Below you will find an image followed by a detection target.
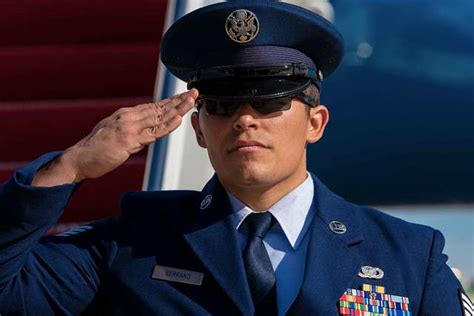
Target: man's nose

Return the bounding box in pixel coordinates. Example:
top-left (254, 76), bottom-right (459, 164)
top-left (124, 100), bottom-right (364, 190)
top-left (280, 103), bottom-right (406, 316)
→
top-left (232, 103), bottom-right (259, 131)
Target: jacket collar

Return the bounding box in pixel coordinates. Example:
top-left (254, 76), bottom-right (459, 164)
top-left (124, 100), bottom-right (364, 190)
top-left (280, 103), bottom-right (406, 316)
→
top-left (181, 175), bottom-right (253, 315)
top-left (287, 173), bottom-right (364, 314)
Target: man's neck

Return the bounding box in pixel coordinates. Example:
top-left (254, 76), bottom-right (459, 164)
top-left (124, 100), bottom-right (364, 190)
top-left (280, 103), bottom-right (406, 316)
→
top-left (220, 172), bottom-right (309, 211)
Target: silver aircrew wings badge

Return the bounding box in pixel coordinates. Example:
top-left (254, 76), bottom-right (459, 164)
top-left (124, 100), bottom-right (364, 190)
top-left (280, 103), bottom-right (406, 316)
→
top-left (225, 9), bottom-right (259, 43)
top-left (358, 265), bottom-right (384, 280)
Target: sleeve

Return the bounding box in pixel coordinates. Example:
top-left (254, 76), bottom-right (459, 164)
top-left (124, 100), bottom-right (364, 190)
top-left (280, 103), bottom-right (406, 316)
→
top-left (0, 152), bottom-right (118, 315)
top-left (418, 229), bottom-right (471, 316)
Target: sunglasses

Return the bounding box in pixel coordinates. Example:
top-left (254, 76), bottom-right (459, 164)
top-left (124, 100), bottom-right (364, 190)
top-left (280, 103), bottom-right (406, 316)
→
top-left (195, 92), bottom-right (317, 116)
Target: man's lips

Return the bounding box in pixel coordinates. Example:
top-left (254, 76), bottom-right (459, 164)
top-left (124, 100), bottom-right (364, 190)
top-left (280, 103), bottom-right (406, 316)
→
top-left (228, 140), bottom-right (269, 152)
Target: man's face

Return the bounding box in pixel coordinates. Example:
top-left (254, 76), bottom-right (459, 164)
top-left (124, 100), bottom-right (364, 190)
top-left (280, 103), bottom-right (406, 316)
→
top-left (191, 98), bottom-right (329, 196)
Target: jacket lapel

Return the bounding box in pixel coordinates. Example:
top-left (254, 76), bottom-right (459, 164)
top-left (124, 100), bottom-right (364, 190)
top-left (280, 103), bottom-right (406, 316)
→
top-left (182, 175), bottom-right (253, 316)
top-left (288, 174), bottom-right (365, 315)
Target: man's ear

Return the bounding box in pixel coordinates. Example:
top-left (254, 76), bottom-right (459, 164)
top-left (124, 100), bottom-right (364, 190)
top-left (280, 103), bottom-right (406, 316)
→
top-left (191, 112), bottom-right (207, 148)
top-left (306, 105), bottom-right (329, 144)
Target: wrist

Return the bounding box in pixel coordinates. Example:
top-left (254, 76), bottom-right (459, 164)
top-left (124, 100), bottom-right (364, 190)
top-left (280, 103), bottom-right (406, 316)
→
top-left (32, 148), bottom-right (83, 187)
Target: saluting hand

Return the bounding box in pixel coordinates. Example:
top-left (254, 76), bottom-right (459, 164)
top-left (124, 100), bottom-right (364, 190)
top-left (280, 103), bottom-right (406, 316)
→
top-left (32, 89), bottom-right (199, 187)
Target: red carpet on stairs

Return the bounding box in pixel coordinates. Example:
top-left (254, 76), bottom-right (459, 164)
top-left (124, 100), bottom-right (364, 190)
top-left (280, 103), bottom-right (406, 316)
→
top-left (0, 0), bottom-right (169, 229)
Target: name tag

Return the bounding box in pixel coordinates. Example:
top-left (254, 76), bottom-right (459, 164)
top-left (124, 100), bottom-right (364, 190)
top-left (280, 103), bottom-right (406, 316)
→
top-left (152, 265), bottom-right (204, 286)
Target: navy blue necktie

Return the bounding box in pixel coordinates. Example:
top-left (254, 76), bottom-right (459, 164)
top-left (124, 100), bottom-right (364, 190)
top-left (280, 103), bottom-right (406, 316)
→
top-left (243, 212), bottom-right (277, 316)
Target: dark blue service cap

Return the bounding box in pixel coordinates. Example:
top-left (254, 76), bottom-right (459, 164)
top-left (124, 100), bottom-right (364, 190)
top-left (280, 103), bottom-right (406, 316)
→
top-left (161, 0), bottom-right (344, 99)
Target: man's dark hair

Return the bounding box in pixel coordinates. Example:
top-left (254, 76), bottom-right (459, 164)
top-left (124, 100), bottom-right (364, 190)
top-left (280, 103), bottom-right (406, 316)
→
top-left (302, 83), bottom-right (320, 114)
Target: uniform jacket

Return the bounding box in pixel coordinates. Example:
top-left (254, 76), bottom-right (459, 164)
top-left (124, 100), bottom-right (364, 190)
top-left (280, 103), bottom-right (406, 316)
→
top-left (0, 153), bottom-right (467, 315)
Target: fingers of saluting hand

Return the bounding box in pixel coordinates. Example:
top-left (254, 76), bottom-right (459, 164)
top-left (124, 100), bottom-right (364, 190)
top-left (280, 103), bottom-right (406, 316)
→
top-left (137, 89), bottom-right (198, 140)
top-left (133, 88), bottom-right (198, 116)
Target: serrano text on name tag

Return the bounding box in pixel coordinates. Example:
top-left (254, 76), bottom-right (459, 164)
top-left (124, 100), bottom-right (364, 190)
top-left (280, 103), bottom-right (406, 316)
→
top-left (152, 265), bottom-right (204, 286)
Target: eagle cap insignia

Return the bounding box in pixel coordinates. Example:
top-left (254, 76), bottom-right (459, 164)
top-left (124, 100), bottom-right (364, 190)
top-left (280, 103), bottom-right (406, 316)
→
top-left (225, 9), bottom-right (259, 43)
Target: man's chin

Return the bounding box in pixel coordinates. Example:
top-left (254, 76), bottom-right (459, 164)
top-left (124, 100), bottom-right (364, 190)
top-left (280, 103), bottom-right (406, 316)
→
top-left (220, 167), bottom-right (276, 188)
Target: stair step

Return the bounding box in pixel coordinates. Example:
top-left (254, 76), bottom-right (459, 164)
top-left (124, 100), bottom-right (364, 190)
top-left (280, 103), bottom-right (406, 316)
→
top-left (0, 0), bottom-right (167, 46)
top-left (0, 97), bottom-right (152, 161)
top-left (0, 42), bottom-right (160, 100)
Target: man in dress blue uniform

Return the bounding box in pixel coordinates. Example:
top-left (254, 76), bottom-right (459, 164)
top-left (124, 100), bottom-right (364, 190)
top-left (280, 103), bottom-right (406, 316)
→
top-left (0, 1), bottom-right (471, 315)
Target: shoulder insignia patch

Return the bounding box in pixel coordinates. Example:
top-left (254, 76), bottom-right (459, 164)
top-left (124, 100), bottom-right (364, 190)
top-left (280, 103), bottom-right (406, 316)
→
top-left (460, 290), bottom-right (473, 316)
top-left (55, 225), bottom-right (94, 237)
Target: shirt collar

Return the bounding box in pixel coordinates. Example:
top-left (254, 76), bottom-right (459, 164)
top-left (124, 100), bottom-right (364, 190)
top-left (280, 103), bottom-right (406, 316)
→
top-left (227, 174), bottom-right (314, 250)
